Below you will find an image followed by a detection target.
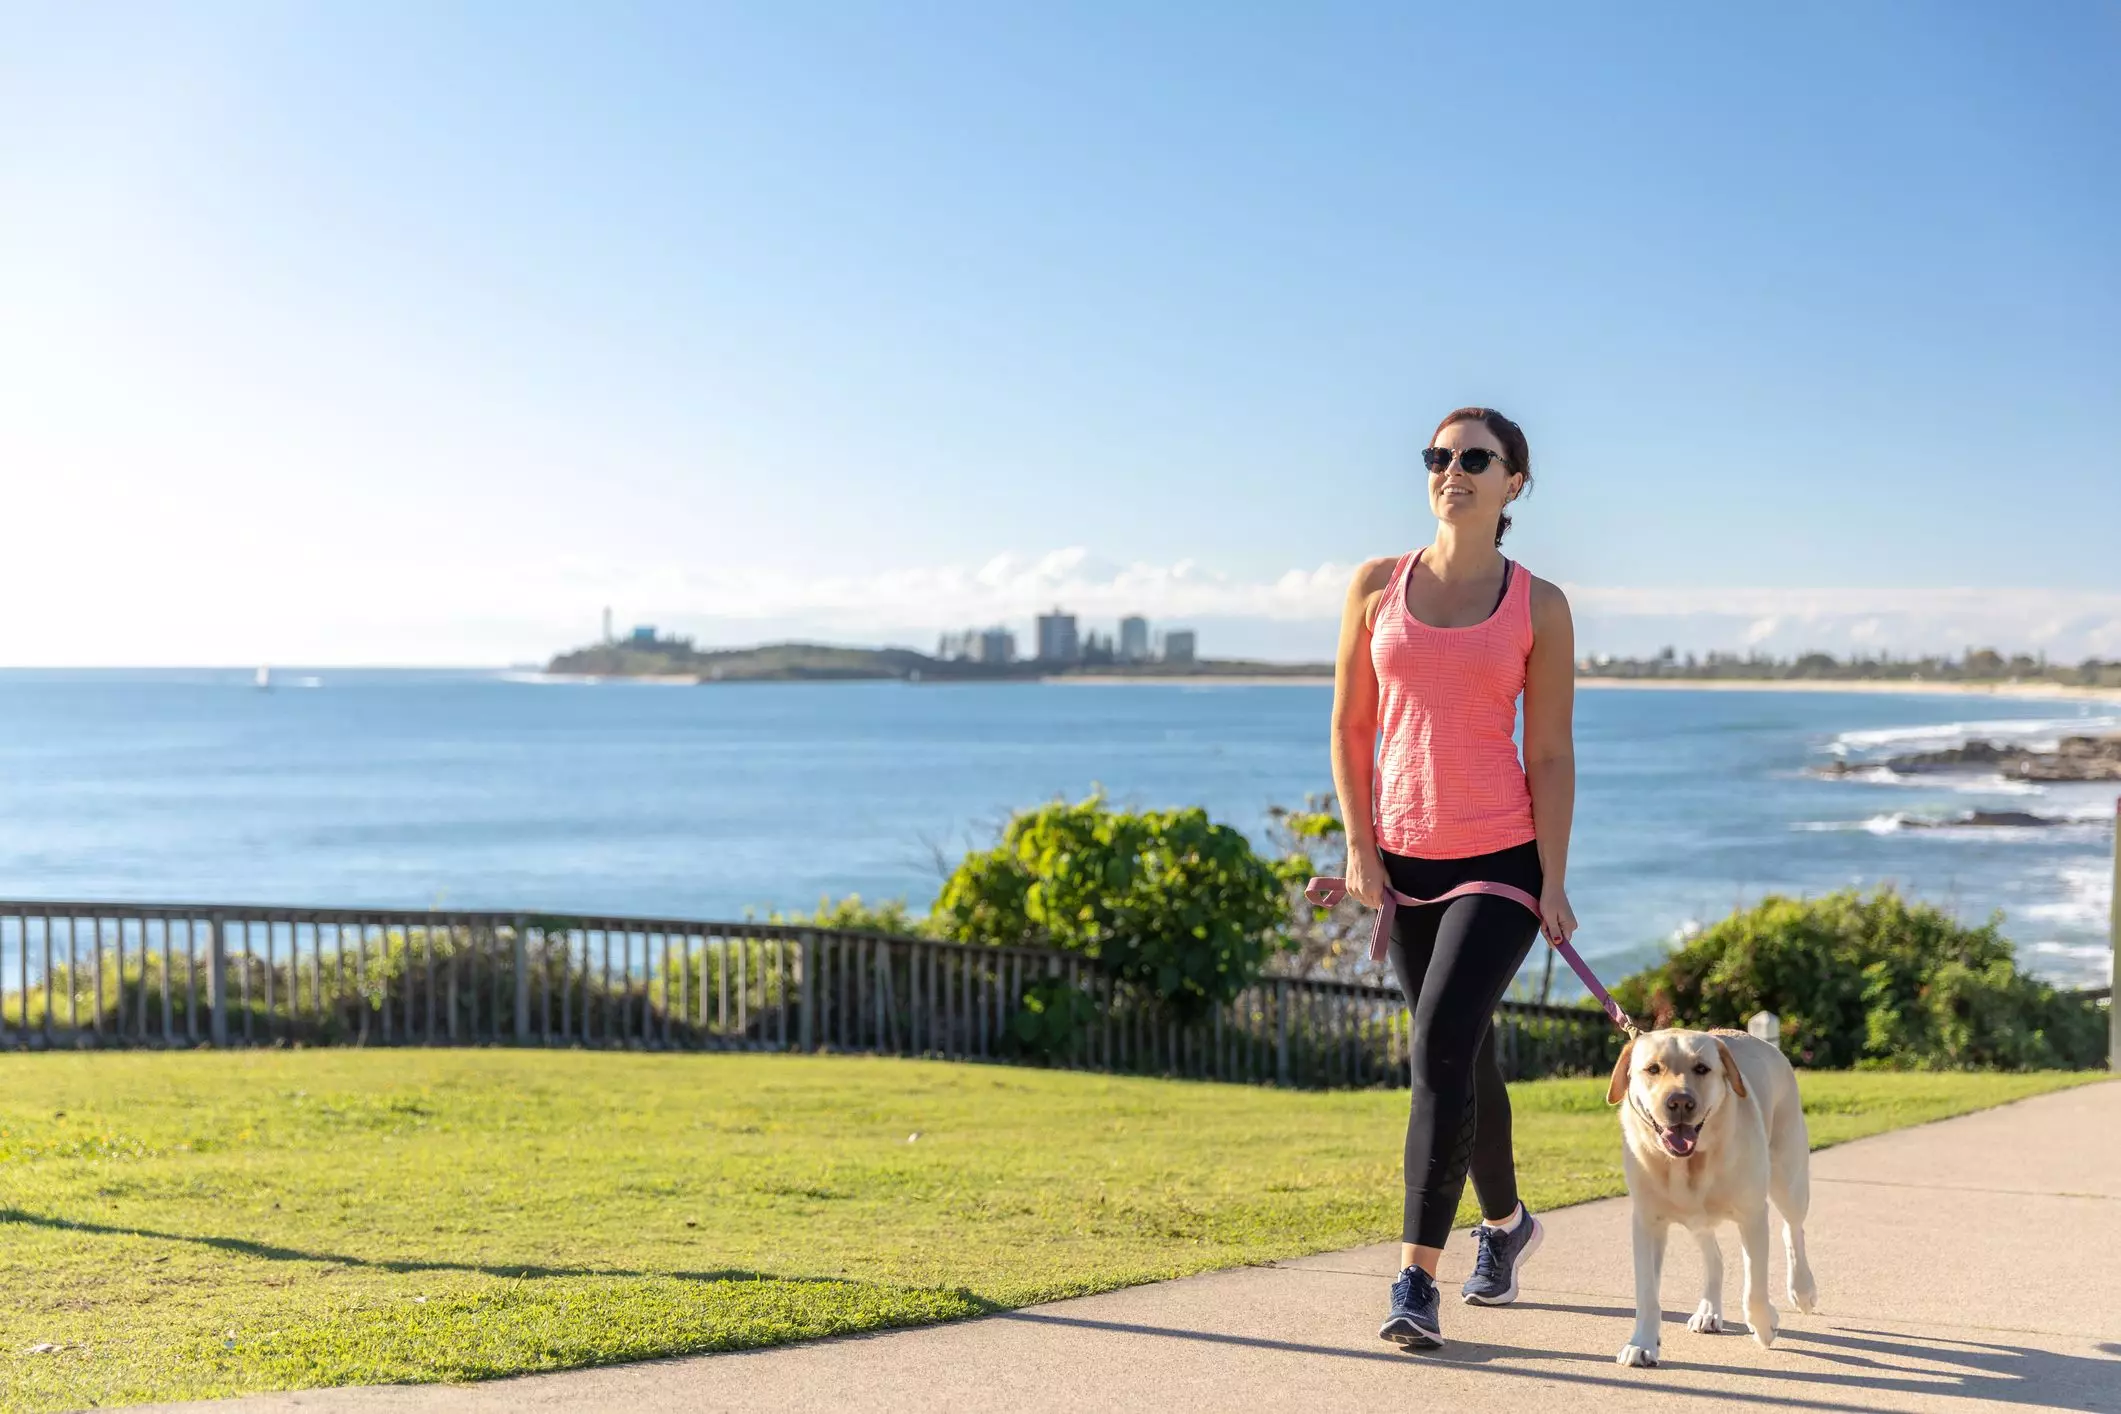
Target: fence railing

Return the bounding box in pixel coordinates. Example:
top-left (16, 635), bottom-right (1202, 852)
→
top-left (0, 901), bottom-right (1618, 1085)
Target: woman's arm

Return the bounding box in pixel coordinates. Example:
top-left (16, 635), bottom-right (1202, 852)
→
top-left (1330, 558), bottom-right (1395, 905)
top-left (1523, 577), bottom-right (1578, 944)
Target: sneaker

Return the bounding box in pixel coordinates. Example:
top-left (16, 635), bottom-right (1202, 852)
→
top-left (1461, 1205), bottom-right (1543, 1306)
top-left (1379, 1264), bottom-right (1445, 1349)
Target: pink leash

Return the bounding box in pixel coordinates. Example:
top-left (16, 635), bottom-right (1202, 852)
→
top-left (1303, 874), bottom-right (1641, 1037)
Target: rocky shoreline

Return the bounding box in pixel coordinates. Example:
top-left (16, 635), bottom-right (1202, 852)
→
top-left (1820, 733), bottom-right (2121, 783)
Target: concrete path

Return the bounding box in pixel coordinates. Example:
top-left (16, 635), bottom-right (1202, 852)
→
top-left (158, 1082), bottom-right (2121, 1414)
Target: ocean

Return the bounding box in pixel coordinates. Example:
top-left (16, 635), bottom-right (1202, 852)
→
top-left (0, 670), bottom-right (2112, 995)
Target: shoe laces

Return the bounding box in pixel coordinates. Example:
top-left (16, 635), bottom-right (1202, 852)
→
top-left (1470, 1222), bottom-right (1511, 1278)
top-left (1392, 1264), bottom-right (1431, 1308)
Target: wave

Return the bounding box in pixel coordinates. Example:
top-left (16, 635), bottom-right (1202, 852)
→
top-left (1829, 712), bottom-right (2120, 759)
top-left (1828, 766), bottom-right (2048, 796)
top-left (1792, 812), bottom-right (2113, 841)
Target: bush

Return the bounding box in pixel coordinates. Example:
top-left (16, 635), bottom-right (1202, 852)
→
top-left (766, 895), bottom-right (930, 937)
top-left (1003, 975), bottom-right (1101, 1063)
top-left (1611, 888), bottom-right (2106, 1070)
top-left (929, 793), bottom-right (1296, 1018)
top-left (1265, 793), bottom-right (1377, 977)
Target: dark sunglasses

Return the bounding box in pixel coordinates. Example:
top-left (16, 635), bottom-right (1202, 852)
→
top-left (1422, 446), bottom-right (1509, 475)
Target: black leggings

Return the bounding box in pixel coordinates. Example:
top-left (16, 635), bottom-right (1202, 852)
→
top-left (1383, 840), bottom-right (1544, 1249)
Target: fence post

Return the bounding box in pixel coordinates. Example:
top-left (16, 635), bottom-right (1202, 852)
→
top-left (1275, 980), bottom-right (1291, 1087)
top-left (2110, 796), bottom-right (2119, 1071)
top-left (1748, 1010), bottom-right (1781, 1049)
top-left (208, 916), bottom-right (228, 1047)
top-left (513, 920), bottom-right (530, 1044)
top-left (799, 931), bottom-right (815, 1053)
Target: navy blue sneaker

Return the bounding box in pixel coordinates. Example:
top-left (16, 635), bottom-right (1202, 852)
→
top-left (1379, 1264), bottom-right (1445, 1349)
top-left (1461, 1205), bottom-right (1544, 1305)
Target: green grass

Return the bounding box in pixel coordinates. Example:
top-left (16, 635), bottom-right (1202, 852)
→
top-left (0, 1053), bottom-right (2101, 1411)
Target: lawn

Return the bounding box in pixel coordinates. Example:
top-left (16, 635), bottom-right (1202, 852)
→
top-left (0, 1051), bottom-right (2100, 1411)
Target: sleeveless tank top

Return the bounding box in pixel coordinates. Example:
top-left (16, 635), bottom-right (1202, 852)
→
top-left (1369, 548), bottom-right (1539, 859)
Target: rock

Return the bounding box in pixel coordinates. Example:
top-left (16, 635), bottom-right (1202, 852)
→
top-left (1839, 733), bottom-right (2121, 783)
top-left (1899, 810), bottom-right (2063, 829)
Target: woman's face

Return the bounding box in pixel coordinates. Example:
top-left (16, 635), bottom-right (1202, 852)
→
top-left (1426, 419), bottom-right (1524, 537)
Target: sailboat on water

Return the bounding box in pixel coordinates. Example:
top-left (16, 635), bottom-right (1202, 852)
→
top-left (255, 666), bottom-right (272, 691)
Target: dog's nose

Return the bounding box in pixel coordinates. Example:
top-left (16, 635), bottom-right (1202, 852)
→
top-left (1664, 1091), bottom-right (1697, 1119)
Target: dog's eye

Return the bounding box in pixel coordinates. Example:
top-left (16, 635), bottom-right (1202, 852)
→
top-left (1693, 1063), bottom-right (1711, 1076)
top-left (1642, 1063), bottom-right (1660, 1075)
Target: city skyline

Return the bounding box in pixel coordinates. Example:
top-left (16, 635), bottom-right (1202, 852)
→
top-left (2, 4), bottom-right (2114, 667)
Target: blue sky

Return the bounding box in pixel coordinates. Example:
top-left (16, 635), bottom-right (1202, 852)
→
top-left (2, 1), bottom-right (2116, 664)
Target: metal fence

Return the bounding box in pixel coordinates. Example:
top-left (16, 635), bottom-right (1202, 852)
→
top-left (0, 901), bottom-right (1617, 1085)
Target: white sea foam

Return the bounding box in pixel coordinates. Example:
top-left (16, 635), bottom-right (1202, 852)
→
top-left (1794, 812), bottom-right (2112, 843)
top-left (1829, 713), bottom-right (2121, 759)
top-left (1951, 775), bottom-right (2046, 796)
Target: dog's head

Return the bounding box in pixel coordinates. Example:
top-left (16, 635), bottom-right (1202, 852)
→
top-left (1604, 1029), bottom-right (1748, 1159)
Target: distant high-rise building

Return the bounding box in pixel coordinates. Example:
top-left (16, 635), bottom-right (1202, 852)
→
top-left (937, 631), bottom-right (969, 660)
top-left (602, 607), bottom-right (614, 644)
top-left (1162, 629), bottom-right (1197, 665)
top-left (1119, 615), bottom-right (1150, 662)
top-left (977, 627), bottom-right (1017, 664)
top-left (1036, 608), bottom-right (1080, 664)
top-left (630, 625), bottom-right (658, 645)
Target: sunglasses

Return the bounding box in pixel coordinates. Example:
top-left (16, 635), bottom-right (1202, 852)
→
top-left (1422, 446), bottom-right (1509, 475)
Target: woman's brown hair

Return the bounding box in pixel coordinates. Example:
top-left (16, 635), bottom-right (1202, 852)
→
top-left (1431, 407), bottom-right (1531, 546)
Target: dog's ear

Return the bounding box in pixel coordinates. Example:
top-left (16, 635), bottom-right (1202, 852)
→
top-left (1715, 1038), bottom-right (1749, 1098)
top-left (1605, 1038), bottom-right (1635, 1106)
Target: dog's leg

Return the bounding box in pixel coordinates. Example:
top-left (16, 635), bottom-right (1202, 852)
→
top-left (1770, 1154), bottom-right (1819, 1314)
top-left (1686, 1226), bottom-right (1725, 1333)
top-left (1617, 1210), bottom-right (1668, 1367)
top-left (1738, 1207), bottom-right (1777, 1348)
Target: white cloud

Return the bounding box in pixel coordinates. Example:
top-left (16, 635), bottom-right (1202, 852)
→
top-left (0, 540), bottom-right (2113, 665)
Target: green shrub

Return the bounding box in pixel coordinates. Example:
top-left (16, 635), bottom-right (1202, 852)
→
top-left (1611, 888), bottom-right (2106, 1070)
top-left (1003, 975), bottom-right (1101, 1063)
top-left (930, 793), bottom-right (1295, 1018)
top-left (767, 894), bottom-right (930, 937)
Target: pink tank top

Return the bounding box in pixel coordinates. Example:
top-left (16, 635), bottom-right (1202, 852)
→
top-left (1369, 548), bottom-right (1538, 859)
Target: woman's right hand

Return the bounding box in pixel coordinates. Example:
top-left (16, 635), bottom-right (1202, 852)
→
top-left (1344, 849), bottom-right (1388, 909)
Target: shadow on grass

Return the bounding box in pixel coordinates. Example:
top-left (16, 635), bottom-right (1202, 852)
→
top-left (0, 1205), bottom-right (997, 1308)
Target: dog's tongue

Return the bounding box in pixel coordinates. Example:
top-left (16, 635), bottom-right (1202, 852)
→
top-left (1662, 1124), bottom-right (1699, 1157)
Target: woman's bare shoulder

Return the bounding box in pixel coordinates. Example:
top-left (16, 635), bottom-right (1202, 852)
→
top-left (1348, 555), bottom-right (1400, 595)
top-left (1527, 575), bottom-right (1574, 631)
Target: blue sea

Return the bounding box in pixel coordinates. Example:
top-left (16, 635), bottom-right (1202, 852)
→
top-left (0, 670), bottom-right (2112, 993)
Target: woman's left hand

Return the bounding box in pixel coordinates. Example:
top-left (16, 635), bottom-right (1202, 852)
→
top-left (1539, 882), bottom-right (1578, 948)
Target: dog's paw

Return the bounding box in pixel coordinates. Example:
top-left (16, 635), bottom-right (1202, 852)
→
top-left (1686, 1300), bottom-right (1725, 1334)
top-left (1747, 1302), bottom-right (1778, 1349)
top-left (1789, 1275), bottom-right (1819, 1315)
top-left (1616, 1342), bottom-right (1659, 1368)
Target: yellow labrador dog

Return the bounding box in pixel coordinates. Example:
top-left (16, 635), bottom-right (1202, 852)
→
top-left (1607, 1027), bottom-right (1818, 1367)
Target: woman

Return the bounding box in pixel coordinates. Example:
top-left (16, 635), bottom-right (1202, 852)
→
top-left (1329, 406), bottom-right (1577, 1349)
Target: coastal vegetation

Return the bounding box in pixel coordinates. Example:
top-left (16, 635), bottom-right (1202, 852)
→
top-left (545, 639), bottom-right (1325, 682)
top-left (927, 795), bottom-right (1300, 1020)
top-left (1611, 889), bottom-right (2108, 1070)
top-left (1583, 646), bottom-right (2121, 689)
top-left (0, 1051), bottom-right (2096, 1412)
